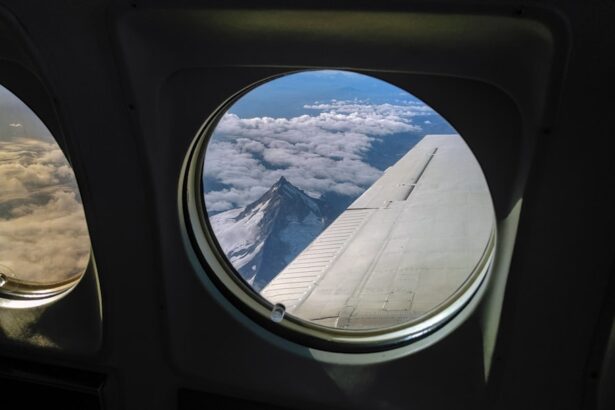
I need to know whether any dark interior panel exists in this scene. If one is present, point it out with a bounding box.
[0,1,611,410]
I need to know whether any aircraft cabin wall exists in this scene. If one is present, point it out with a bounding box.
[0,1,612,410]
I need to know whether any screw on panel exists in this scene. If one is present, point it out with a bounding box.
[270,303,286,323]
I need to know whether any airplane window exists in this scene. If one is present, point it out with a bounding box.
[0,84,90,300]
[192,70,495,347]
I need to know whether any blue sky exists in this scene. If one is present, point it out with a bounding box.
[204,70,456,212]
[229,70,422,118]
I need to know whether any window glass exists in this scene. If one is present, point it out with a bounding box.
[200,71,494,333]
[0,85,90,293]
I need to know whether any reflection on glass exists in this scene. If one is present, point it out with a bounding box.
[202,71,494,331]
[0,85,90,289]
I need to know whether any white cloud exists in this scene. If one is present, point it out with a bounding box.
[204,100,430,211]
[0,137,90,283]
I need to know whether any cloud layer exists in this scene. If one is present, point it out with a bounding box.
[204,100,433,212]
[0,137,90,284]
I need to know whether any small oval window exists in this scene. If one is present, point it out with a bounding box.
[0,84,90,300]
[188,70,495,349]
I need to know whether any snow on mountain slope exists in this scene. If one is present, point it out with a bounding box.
[209,176,335,290]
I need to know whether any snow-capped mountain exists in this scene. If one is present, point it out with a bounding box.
[209,177,343,290]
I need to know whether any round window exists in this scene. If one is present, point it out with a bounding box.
[185,70,495,350]
[0,84,91,303]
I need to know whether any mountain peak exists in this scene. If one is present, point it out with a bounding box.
[273,175,291,188]
[271,176,303,197]
[238,176,311,220]
[211,176,333,290]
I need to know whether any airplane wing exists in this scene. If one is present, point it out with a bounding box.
[261,135,495,329]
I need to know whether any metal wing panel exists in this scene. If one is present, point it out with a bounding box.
[261,135,494,330]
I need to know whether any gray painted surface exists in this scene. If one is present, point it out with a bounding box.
[262,135,494,329]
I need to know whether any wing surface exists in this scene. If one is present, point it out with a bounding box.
[261,135,494,329]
